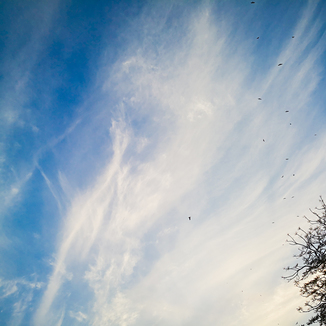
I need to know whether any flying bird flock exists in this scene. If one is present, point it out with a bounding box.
[252,0,319,203]
[187,1,319,221]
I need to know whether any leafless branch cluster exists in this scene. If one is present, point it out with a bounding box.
[284,197,326,325]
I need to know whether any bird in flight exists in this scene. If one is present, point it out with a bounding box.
[292,36,295,38]
[263,139,265,142]
[278,63,283,66]
[257,36,259,39]
[286,158,289,160]
[258,98,262,100]
[188,216,191,220]
[251,1,255,3]
[281,175,284,178]
[285,110,289,112]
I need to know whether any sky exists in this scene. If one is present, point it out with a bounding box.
[1,0,326,325]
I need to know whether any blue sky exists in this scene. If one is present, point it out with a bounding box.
[1,0,326,325]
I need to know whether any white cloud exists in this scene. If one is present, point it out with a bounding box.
[0,279,18,298]
[0,0,62,228]
[55,309,65,326]
[0,277,44,326]
[69,310,87,322]
[10,291,34,326]
[0,278,43,300]
[34,1,326,325]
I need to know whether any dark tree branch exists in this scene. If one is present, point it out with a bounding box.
[284,197,326,326]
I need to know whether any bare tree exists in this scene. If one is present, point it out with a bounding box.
[284,197,326,325]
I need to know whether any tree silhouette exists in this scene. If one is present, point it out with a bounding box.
[284,197,326,325]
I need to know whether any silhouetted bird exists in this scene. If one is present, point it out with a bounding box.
[315,134,317,136]
[293,174,295,176]
[286,158,289,160]
[257,36,259,39]
[290,123,292,125]
[278,63,283,66]
[285,110,289,112]
[251,1,255,3]
[258,98,262,100]
[188,216,191,220]
[281,175,284,178]
[292,36,295,38]
[263,139,265,142]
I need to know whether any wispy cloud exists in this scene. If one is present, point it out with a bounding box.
[30,1,326,325]
[0,0,61,221]
[68,310,87,323]
[0,277,43,326]
[0,278,43,299]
